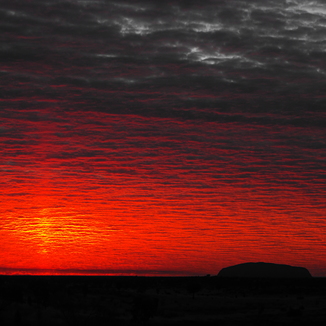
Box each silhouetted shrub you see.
[186,279,202,299]
[132,294,159,324]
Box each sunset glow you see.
[1,0,325,277]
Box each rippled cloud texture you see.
[1,0,325,276]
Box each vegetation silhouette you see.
[132,293,159,324]
[0,273,325,325]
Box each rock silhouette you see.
[218,262,312,278]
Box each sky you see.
[0,0,325,277]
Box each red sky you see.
[1,110,325,276]
[1,0,325,277]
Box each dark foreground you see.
[0,275,325,325]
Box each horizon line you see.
[0,268,204,277]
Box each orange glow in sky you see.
[1,0,325,277]
[1,111,325,277]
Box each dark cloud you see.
[0,0,325,276]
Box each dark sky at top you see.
[0,0,325,276]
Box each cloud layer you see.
[0,0,325,276]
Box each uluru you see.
[218,262,312,278]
